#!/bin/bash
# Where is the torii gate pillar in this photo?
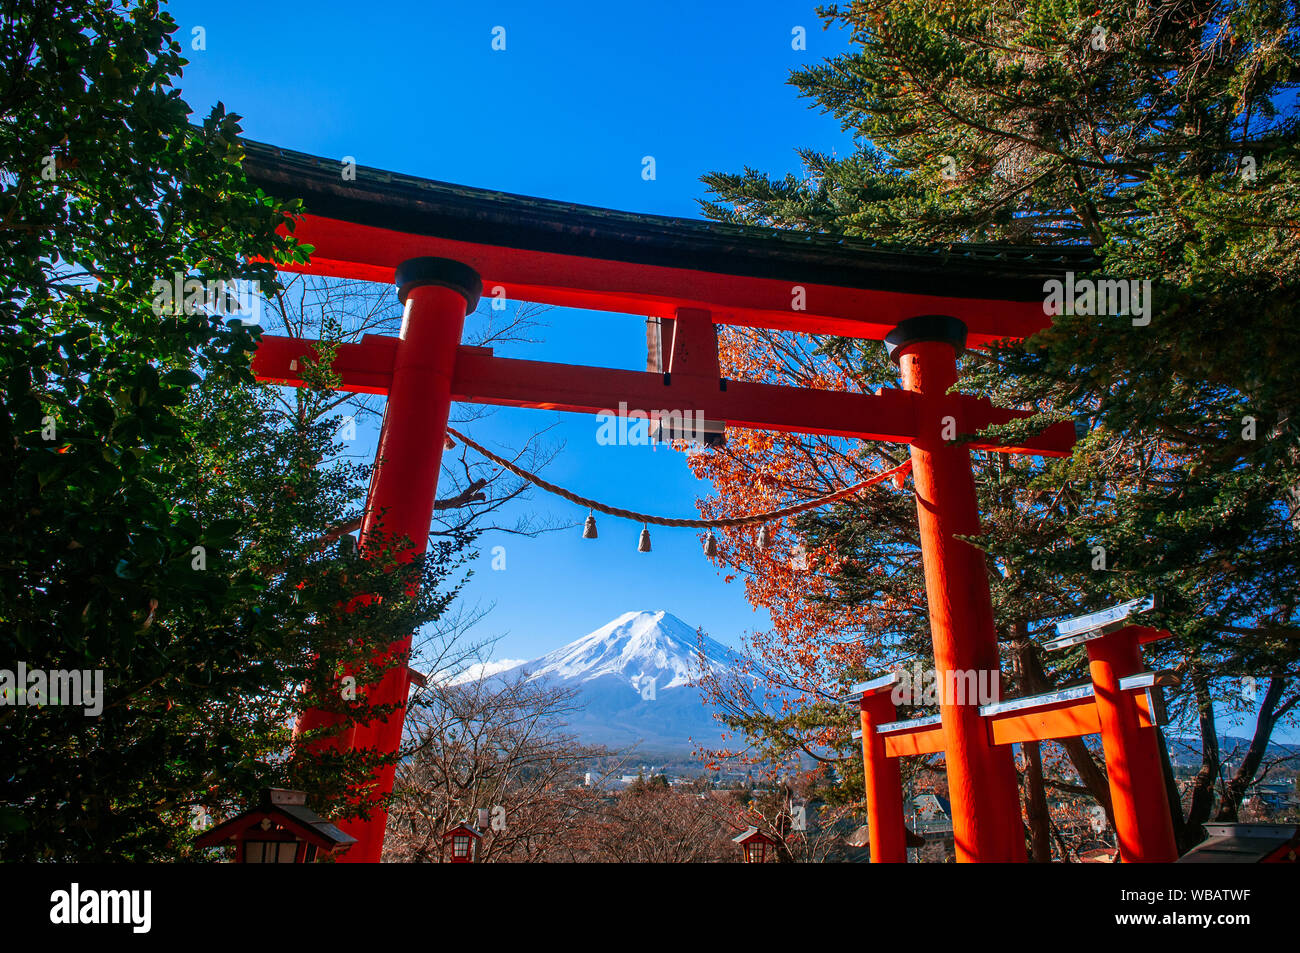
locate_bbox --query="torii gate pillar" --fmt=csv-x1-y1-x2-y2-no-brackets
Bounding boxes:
887,315,1027,863
1087,627,1179,862
858,680,908,863
334,257,480,863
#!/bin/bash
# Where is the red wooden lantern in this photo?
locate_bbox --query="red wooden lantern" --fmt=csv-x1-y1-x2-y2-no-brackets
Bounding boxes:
732,826,775,863
443,822,482,863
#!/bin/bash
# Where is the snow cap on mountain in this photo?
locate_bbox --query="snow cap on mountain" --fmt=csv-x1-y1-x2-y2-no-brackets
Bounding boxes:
441,610,744,752
504,609,731,690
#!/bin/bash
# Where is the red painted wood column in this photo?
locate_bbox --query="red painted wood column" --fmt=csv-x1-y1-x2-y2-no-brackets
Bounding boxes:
858,681,907,863
1086,627,1178,862
887,315,1026,863
336,257,480,863
293,699,356,756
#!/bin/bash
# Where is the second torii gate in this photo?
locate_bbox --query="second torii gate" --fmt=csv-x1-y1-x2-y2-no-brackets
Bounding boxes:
241,140,1090,863
850,611,1181,864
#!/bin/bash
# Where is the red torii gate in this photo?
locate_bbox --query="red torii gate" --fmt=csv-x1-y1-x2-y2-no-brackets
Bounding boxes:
851,617,1180,863
241,140,1088,863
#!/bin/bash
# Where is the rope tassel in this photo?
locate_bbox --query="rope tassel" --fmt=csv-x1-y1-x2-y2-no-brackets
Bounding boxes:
638,525,652,552
703,529,717,558
757,525,772,549
583,512,598,539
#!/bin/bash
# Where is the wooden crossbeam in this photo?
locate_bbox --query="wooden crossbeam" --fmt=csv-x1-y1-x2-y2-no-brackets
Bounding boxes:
881,715,947,758
983,691,1157,747
251,334,1075,456
843,671,901,704
250,333,397,395
1044,599,1169,652
850,671,1174,758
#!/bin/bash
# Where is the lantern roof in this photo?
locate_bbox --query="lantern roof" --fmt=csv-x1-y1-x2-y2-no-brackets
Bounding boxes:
443,821,483,841
195,789,356,853
731,826,775,846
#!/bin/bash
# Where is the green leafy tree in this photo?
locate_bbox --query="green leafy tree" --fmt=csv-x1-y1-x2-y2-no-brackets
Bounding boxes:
0,1,469,859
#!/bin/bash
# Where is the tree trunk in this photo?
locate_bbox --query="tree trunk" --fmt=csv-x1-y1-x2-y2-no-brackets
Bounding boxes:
1013,628,1115,825
1058,737,1115,826
1215,675,1294,821
1012,633,1053,861
1180,666,1220,852
1154,727,1187,856
1023,740,1053,861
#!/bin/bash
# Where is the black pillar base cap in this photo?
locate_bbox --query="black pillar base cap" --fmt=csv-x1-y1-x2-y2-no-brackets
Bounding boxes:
883,314,968,364
395,257,483,311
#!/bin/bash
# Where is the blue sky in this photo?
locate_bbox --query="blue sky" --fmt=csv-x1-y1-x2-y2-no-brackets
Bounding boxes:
167,0,855,660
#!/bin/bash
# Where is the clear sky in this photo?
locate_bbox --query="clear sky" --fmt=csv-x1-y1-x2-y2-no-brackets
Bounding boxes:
166,0,855,660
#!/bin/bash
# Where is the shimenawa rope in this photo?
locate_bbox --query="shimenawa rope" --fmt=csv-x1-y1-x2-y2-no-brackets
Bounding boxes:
444,426,912,530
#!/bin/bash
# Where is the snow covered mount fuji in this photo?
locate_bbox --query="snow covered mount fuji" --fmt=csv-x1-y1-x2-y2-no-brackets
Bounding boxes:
469,611,738,754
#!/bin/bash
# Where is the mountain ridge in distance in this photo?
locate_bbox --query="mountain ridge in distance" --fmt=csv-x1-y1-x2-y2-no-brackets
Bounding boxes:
454,610,738,754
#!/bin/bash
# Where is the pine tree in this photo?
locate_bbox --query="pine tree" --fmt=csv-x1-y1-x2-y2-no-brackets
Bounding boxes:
0,1,470,859
694,0,1300,855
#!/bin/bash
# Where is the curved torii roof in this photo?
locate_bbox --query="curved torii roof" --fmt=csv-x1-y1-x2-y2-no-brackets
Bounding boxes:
240,139,1096,347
